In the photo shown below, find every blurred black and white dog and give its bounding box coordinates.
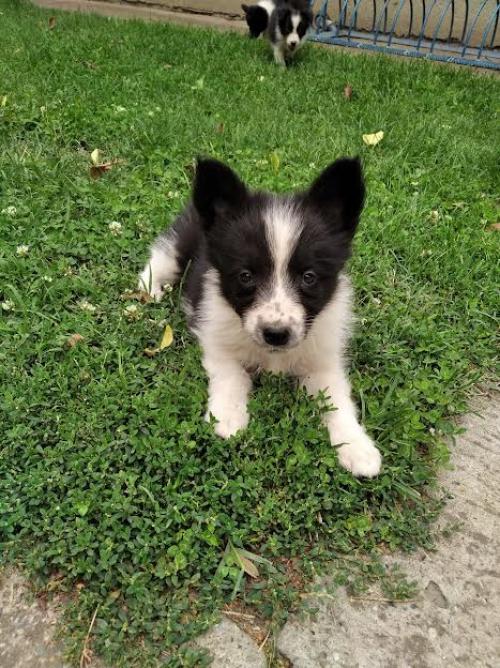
[139,158,382,478]
[242,0,312,65]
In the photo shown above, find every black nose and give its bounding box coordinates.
[289,41,297,51]
[263,327,290,347]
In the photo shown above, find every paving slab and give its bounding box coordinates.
[194,618,266,667]
[278,393,500,668]
[0,572,69,668]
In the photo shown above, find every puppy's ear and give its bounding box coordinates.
[241,3,249,12]
[193,159,248,229]
[304,157,365,236]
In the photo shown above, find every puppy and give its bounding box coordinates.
[139,158,382,478]
[242,0,312,65]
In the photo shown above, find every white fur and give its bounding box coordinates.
[257,0,275,14]
[194,270,381,477]
[138,239,179,300]
[243,201,306,347]
[286,12,301,49]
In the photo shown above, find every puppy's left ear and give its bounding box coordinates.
[304,157,365,236]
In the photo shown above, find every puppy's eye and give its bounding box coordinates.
[239,270,254,286]
[302,270,317,287]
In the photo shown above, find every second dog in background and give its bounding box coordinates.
[242,0,312,65]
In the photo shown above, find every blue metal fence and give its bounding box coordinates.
[309,0,500,70]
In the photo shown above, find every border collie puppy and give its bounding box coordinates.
[139,158,382,478]
[242,0,312,65]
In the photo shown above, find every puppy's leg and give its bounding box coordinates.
[139,239,179,301]
[273,44,286,66]
[203,351,252,438]
[302,362,382,478]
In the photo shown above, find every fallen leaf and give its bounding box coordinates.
[82,60,97,70]
[362,131,384,146]
[159,324,173,349]
[66,333,84,348]
[120,289,153,304]
[144,324,173,357]
[269,151,280,174]
[90,148,100,165]
[163,63,173,70]
[215,122,225,134]
[89,159,124,180]
[238,554,259,578]
[344,84,353,100]
[487,222,500,231]
[0,95,7,107]
[48,16,56,30]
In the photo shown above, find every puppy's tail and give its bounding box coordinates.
[138,208,200,301]
[242,4,270,38]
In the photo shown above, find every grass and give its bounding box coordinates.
[0,1,498,665]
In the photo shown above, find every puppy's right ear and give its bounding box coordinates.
[193,159,248,229]
[242,3,249,12]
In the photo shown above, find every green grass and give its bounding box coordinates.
[0,1,498,665]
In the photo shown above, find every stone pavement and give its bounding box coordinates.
[1,392,498,667]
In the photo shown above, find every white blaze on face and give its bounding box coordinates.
[243,201,306,348]
[286,12,302,50]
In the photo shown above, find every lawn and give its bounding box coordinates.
[0,1,498,666]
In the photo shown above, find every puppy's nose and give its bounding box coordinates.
[289,41,298,51]
[263,327,290,347]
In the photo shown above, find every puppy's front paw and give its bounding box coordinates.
[337,435,382,478]
[205,405,249,439]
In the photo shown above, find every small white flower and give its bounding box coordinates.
[108,221,123,236]
[2,206,17,217]
[42,275,53,283]
[115,105,126,113]
[147,111,155,117]
[40,105,47,113]
[1,299,14,311]
[258,75,265,82]
[429,210,440,222]
[155,106,161,112]
[163,283,173,293]
[16,244,29,257]
[79,300,96,313]
[123,304,141,321]
[372,297,382,306]
[166,191,180,200]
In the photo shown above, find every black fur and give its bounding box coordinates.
[242,4,269,38]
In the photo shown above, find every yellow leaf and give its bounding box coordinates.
[90,148,100,165]
[269,151,280,174]
[144,347,159,357]
[159,324,173,350]
[0,96,7,107]
[362,131,384,147]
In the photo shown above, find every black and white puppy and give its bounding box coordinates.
[139,158,382,478]
[242,0,312,65]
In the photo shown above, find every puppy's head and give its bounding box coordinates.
[242,4,269,38]
[193,158,365,351]
[276,2,312,52]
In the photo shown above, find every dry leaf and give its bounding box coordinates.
[362,131,384,146]
[163,63,173,70]
[215,122,225,134]
[238,554,259,578]
[66,333,84,348]
[269,151,280,174]
[144,347,159,357]
[159,324,173,350]
[90,148,100,165]
[487,222,500,231]
[344,84,353,100]
[89,159,124,180]
[0,95,8,107]
[120,289,153,304]
[48,16,56,30]
[82,61,97,70]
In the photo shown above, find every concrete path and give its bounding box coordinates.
[1,392,498,667]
